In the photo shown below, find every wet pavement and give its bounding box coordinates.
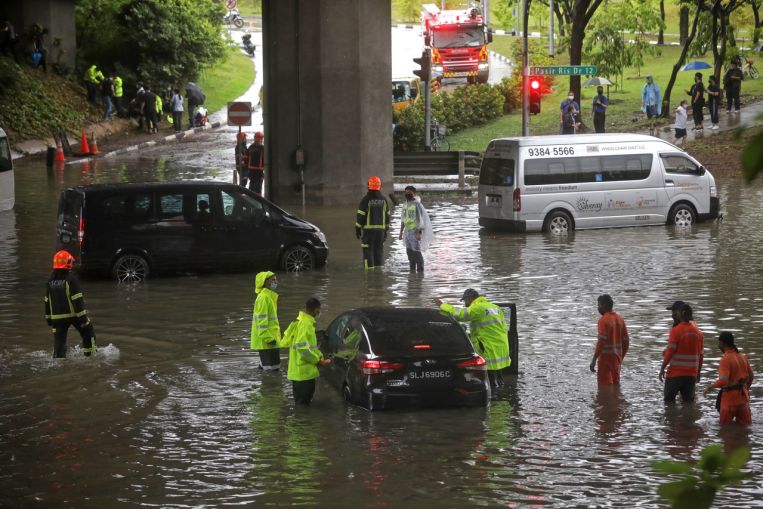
[1,145,763,507]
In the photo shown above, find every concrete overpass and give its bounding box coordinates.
[2,0,393,206]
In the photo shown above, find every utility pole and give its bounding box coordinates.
[549,0,555,57]
[522,0,529,136]
[483,0,490,25]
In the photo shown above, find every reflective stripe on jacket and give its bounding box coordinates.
[440,296,510,370]
[281,311,323,381]
[356,191,390,231]
[44,271,87,321]
[251,272,280,350]
[595,311,629,361]
[663,321,704,378]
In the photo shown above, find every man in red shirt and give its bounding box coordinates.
[590,294,630,385]
[659,303,704,403]
[704,332,754,425]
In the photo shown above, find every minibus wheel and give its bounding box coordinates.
[112,254,149,283]
[670,203,695,227]
[543,210,573,234]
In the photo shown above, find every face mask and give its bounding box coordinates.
[568,96,574,101]
[269,282,278,291]
[405,193,414,200]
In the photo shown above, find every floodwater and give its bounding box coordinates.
[2,148,763,508]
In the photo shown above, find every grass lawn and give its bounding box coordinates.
[233,0,261,16]
[449,44,763,151]
[195,46,255,114]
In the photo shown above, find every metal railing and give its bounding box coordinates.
[393,151,481,188]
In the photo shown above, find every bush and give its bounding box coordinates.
[393,82,504,151]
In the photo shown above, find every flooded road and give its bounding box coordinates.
[1,148,763,508]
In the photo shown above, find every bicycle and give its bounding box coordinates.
[429,121,450,151]
[743,57,759,80]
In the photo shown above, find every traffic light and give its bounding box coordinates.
[529,77,541,115]
[413,50,432,83]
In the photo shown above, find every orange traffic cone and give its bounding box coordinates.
[54,139,66,162]
[89,133,100,155]
[79,131,90,156]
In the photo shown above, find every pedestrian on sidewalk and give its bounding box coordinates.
[33,28,48,73]
[170,88,184,132]
[0,18,20,64]
[559,91,580,134]
[641,75,662,135]
[686,72,705,131]
[592,86,608,134]
[707,75,721,130]
[723,60,743,113]
[113,74,125,117]
[84,64,104,103]
[101,72,115,120]
[141,84,158,134]
[673,100,688,148]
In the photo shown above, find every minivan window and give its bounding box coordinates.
[158,193,189,224]
[524,154,653,185]
[480,157,515,186]
[660,155,700,174]
[367,319,473,357]
[102,195,128,219]
[221,190,266,224]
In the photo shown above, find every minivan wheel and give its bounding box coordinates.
[544,210,573,234]
[671,203,695,227]
[281,245,315,272]
[112,254,149,283]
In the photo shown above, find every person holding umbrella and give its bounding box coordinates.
[592,86,608,133]
[185,82,206,126]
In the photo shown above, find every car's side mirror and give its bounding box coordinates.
[697,166,706,176]
[487,28,493,44]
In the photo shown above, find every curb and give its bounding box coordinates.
[395,24,417,30]
[490,51,511,65]
[68,120,227,164]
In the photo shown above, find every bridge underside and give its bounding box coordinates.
[262,0,393,206]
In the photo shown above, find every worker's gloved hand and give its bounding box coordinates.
[355,228,361,240]
[266,339,277,347]
[318,359,332,366]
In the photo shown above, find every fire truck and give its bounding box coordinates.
[422,3,493,84]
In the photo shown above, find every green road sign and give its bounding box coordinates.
[529,65,598,76]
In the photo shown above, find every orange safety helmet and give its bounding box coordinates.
[53,250,75,270]
[254,131,264,141]
[236,132,247,141]
[367,176,382,190]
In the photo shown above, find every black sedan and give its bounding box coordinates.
[317,307,491,410]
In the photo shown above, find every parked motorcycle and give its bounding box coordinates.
[242,33,255,56]
[223,8,245,29]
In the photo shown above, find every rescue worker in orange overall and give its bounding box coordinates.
[659,303,704,403]
[589,294,630,384]
[246,131,265,195]
[704,331,754,425]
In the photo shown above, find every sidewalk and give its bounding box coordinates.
[646,100,763,144]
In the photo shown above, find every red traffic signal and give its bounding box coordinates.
[529,76,541,115]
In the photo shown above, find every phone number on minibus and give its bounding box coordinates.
[526,146,575,157]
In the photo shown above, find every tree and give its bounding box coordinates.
[662,0,703,115]
[659,0,666,44]
[116,0,226,88]
[557,0,606,100]
[708,0,746,80]
[584,21,631,89]
[752,0,763,44]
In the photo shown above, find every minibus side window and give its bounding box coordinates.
[480,158,515,186]
[525,155,652,185]
[661,155,699,175]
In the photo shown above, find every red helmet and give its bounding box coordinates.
[236,132,247,141]
[53,250,75,270]
[254,131,264,141]
[367,176,382,190]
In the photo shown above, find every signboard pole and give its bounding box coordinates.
[522,0,529,137]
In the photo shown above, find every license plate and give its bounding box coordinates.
[408,370,452,380]
[487,195,501,207]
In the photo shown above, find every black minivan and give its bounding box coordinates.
[56,181,328,282]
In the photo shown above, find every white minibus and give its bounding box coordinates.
[0,127,14,212]
[478,134,719,233]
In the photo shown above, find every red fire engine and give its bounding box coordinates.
[422,3,493,84]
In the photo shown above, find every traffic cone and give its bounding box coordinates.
[54,139,66,162]
[89,133,100,155]
[79,131,90,156]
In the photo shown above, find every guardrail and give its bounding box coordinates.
[393,151,482,188]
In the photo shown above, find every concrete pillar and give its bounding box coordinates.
[1,0,76,69]
[263,0,393,206]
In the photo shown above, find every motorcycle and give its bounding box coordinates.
[223,8,245,29]
[242,33,255,56]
